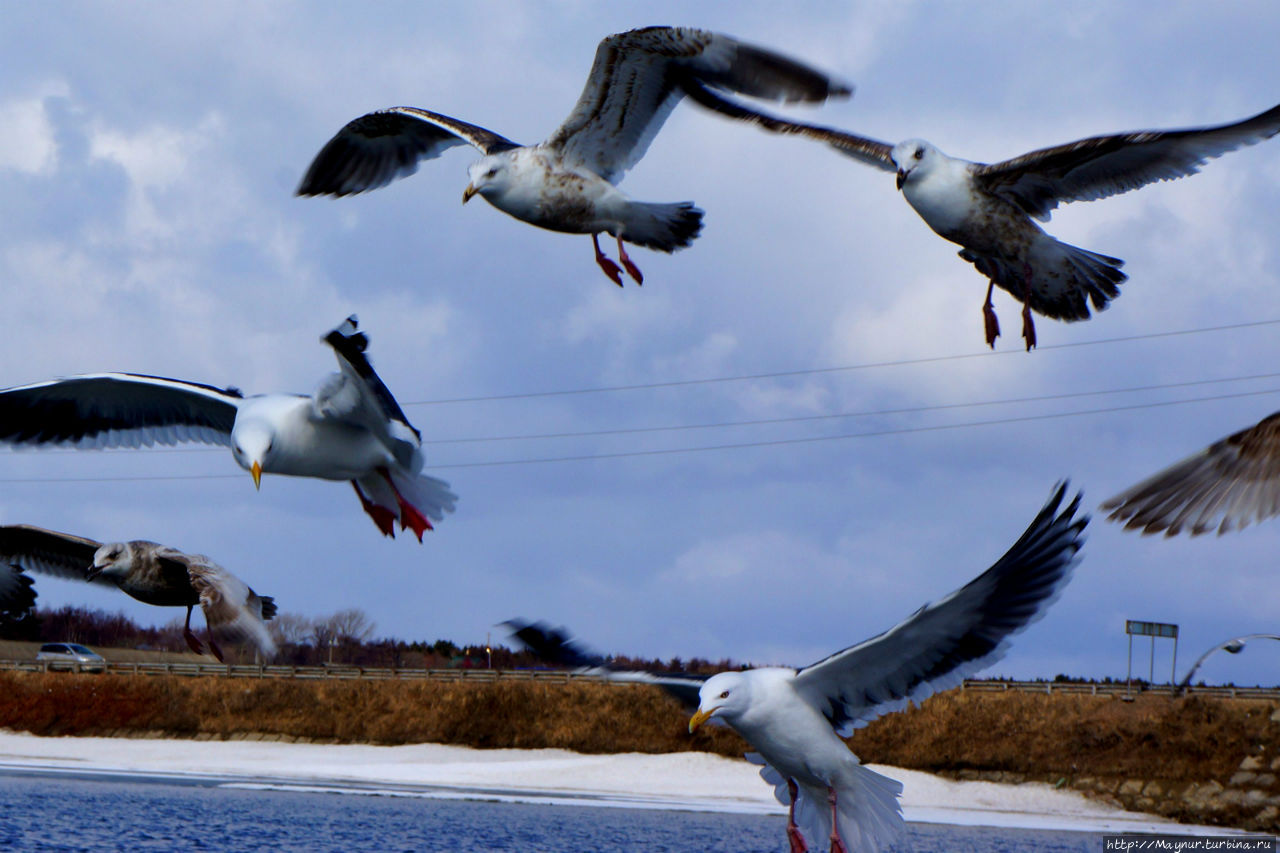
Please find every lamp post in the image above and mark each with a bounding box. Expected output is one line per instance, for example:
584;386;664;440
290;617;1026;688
1176;633;1280;696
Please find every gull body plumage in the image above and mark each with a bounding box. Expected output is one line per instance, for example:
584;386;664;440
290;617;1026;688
688;90;1280;349
512;485;1087;852
298;26;850;285
0;317;456;541
0;524;277;661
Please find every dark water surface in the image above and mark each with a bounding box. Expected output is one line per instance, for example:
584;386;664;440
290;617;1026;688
0;770;1113;852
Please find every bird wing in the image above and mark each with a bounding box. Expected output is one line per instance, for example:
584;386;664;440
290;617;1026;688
974;103;1280;221
680;81;895;173
0;524;114;587
546;26;851;184
1101;412;1280;536
186;558;277;659
0;563;37;616
791;484;1087;736
296;106;520;197
0;373;241;449
315;315;420;468
503;618;705;709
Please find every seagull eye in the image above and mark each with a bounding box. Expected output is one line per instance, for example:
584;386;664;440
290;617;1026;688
913;149;923;160
485;167;498;179
718;690;730;699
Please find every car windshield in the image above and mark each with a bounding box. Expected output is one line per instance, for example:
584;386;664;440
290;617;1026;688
68;644;95;654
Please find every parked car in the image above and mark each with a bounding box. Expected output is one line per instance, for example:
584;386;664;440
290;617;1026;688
35;642;106;671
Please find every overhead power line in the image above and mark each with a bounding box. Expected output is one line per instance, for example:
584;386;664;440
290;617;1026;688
3;385;1276;483
404;318;1280;406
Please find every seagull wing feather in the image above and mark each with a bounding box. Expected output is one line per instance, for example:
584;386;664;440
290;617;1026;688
680;81;894;173
0;524;113;586
547;27;851;184
791;484;1087;736
187;558;277;659
0;373;240;449
0;564;38;615
1102;412;1280;536
296;106;520;197
503;617;705;709
975;103;1280;220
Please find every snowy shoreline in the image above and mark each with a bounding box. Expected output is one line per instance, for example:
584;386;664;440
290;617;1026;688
0;730;1239;836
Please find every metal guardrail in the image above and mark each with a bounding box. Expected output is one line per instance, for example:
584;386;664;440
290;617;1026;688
958;679;1280;700
0;658;1276;698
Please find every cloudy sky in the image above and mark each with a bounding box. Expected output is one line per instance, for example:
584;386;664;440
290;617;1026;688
2;2;1278;686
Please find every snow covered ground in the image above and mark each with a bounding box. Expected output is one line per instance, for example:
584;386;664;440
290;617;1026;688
0;730;1233;835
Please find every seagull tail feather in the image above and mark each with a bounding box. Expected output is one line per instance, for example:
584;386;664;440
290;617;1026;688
617;202;703;253
795;761;904;853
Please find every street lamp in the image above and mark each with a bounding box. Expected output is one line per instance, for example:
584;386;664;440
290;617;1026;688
1176;633;1280;696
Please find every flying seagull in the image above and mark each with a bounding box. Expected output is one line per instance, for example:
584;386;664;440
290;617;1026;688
0;316;456;541
687;87;1280;349
297;25;850;286
1102;411;1280;536
509;483;1087;853
0;524;277;661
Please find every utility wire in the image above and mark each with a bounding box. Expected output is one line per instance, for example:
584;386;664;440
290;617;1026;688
14;368;1280;456
403;318;1280;406
421;371;1280;445
3;385;1276;483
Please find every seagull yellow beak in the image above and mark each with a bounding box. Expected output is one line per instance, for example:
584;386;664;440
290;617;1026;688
688;707;716;734
896;169;907;190
462;183;478;204
251;461;262;490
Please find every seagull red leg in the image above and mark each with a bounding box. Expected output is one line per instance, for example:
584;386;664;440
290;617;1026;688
1020;264;1037;351
786;778;809;853
377;467;433;543
351;481;397;538
182;605;205;656
615;234;643;285
982;280;1001;348
207;636;225;664
827;787;849;853
591;233;624;286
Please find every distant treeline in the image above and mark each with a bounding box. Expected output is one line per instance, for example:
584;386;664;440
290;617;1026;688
0;605;738;673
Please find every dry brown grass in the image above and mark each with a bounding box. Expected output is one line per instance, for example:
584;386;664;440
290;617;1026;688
2;673;1275;792
0;673;747;755
850;690;1279;783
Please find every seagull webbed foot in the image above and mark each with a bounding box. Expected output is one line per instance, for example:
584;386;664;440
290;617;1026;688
351;481;397;538
207;637;225;663
1021;304;1037;351
592;233;624;286
982;281;1001;348
827;787;849;853
1019;266;1037;352
183;628;205;657
786;778;809;853
377;467;433;543
615;235;643;285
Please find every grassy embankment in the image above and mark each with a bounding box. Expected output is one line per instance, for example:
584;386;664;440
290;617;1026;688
1;672;1276;830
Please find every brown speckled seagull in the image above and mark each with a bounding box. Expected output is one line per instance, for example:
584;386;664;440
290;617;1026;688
296;26;850;286
0;524;278;661
685;89;1280;350
1102;411;1280;536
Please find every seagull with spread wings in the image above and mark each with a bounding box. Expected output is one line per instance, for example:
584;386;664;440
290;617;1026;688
0;524;277;661
688;87;1280;349
1102;411;1280;536
0;316;456;541
509;484;1087;853
297;26;850;286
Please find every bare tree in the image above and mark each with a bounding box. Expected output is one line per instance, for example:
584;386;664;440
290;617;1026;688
268;612;314;647
326;608;375;643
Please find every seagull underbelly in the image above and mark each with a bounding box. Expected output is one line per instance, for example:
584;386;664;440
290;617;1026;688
271;422;395;481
